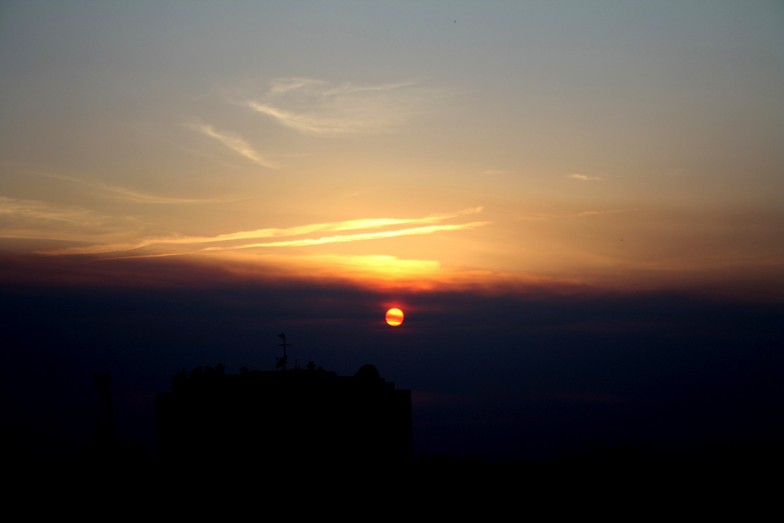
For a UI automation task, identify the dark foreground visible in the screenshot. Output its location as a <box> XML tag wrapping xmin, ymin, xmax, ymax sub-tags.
<box><xmin>6</xmin><ymin>441</ymin><xmax>780</xmax><ymax>517</ymax></box>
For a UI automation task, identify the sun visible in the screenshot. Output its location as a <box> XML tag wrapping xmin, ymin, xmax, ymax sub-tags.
<box><xmin>385</xmin><ymin>308</ymin><xmax>404</xmax><ymax>327</ymax></box>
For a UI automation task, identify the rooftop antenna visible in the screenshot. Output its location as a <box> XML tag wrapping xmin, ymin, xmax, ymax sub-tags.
<box><xmin>276</xmin><ymin>332</ymin><xmax>289</xmax><ymax>371</ymax></box>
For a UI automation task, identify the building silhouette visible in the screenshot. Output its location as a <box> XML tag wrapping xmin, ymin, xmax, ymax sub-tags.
<box><xmin>155</xmin><ymin>361</ymin><xmax>413</xmax><ymax>472</ymax></box>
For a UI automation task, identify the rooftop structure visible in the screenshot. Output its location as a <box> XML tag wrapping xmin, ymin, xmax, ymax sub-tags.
<box><xmin>156</xmin><ymin>360</ymin><xmax>413</xmax><ymax>472</ymax></box>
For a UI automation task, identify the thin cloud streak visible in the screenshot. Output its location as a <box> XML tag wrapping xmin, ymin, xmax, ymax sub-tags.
<box><xmin>217</xmin><ymin>221</ymin><xmax>491</xmax><ymax>249</ymax></box>
<box><xmin>569</xmin><ymin>173</ymin><xmax>604</xmax><ymax>182</ymax></box>
<box><xmin>193</xmin><ymin>124</ymin><xmax>278</xmax><ymax>169</ymax></box>
<box><xmin>46</xmin><ymin>207</ymin><xmax>487</xmax><ymax>255</ymax></box>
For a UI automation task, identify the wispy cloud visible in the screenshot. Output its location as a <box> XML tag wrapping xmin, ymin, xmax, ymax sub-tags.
<box><xmin>192</xmin><ymin>124</ymin><xmax>278</xmax><ymax>169</ymax></box>
<box><xmin>513</xmin><ymin>208</ymin><xmax>630</xmax><ymax>221</ymax></box>
<box><xmin>481</xmin><ymin>169</ymin><xmax>512</xmax><ymax>176</ymax></box>
<box><xmin>219</xmin><ymin>221</ymin><xmax>490</xmax><ymax>249</ymax></box>
<box><xmin>37</xmin><ymin>171</ymin><xmax>232</xmax><ymax>204</ymax></box>
<box><xmin>568</xmin><ymin>173</ymin><xmax>603</xmax><ymax>182</ymax></box>
<box><xmin>574</xmin><ymin>209</ymin><xmax>629</xmax><ymax>218</ymax></box>
<box><xmin>0</xmin><ymin>196</ymin><xmax>100</xmax><ymax>226</ymax></box>
<box><xmin>244</xmin><ymin>77</ymin><xmax>429</xmax><ymax>136</ymax></box>
<box><xmin>49</xmin><ymin>207</ymin><xmax>487</xmax><ymax>255</ymax></box>
<box><xmin>0</xmin><ymin>196</ymin><xmax>137</xmax><ymax>241</ymax></box>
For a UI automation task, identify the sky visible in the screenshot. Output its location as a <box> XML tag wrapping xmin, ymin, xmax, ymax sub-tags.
<box><xmin>1</xmin><ymin>1</ymin><xmax>783</xmax><ymax>466</ymax></box>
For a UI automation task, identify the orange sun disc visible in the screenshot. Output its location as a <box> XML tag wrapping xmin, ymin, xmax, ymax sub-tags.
<box><xmin>385</xmin><ymin>308</ymin><xmax>404</xmax><ymax>327</ymax></box>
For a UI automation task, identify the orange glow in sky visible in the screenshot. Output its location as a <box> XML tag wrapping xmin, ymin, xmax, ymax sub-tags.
<box><xmin>0</xmin><ymin>2</ymin><xmax>782</xmax><ymax>299</ymax></box>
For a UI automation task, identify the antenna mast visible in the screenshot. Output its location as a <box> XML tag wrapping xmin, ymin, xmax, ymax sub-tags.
<box><xmin>276</xmin><ymin>332</ymin><xmax>289</xmax><ymax>371</ymax></box>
